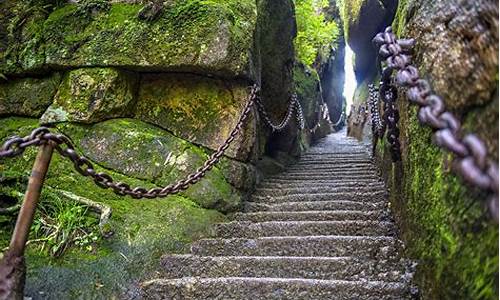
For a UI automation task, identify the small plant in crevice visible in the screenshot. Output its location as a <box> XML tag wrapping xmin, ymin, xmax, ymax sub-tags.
<box><xmin>31</xmin><ymin>190</ymin><xmax>100</xmax><ymax>257</ymax></box>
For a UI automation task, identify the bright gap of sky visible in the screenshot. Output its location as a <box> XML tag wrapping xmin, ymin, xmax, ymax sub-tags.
<box><xmin>343</xmin><ymin>45</ymin><xmax>357</xmax><ymax>115</ymax></box>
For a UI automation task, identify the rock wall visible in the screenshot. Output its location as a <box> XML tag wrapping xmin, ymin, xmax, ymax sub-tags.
<box><xmin>337</xmin><ymin>0</ymin><xmax>398</xmax><ymax>139</ymax></box>
<box><xmin>374</xmin><ymin>1</ymin><xmax>499</xmax><ymax>299</ymax></box>
<box><xmin>0</xmin><ymin>0</ymin><xmax>331</xmax><ymax>298</ymax></box>
<box><xmin>322</xmin><ymin>1</ymin><xmax>346</xmax><ymax>128</ymax></box>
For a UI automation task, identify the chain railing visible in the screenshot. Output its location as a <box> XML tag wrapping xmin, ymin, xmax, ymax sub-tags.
<box><xmin>368</xmin><ymin>83</ymin><xmax>384</xmax><ymax>137</ymax></box>
<box><xmin>373</xmin><ymin>27</ymin><xmax>499</xmax><ymax>221</ymax></box>
<box><xmin>0</xmin><ymin>85</ymin><xmax>259</xmax><ymax>199</ymax></box>
<box><xmin>0</xmin><ymin>83</ymin><xmax>315</xmax><ymax>299</ymax></box>
<box><xmin>255</xmin><ymin>93</ymin><xmax>305</xmax><ymax>132</ymax></box>
<box><xmin>378</xmin><ymin>66</ymin><xmax>402</xmax><ymax>162</ymax></box>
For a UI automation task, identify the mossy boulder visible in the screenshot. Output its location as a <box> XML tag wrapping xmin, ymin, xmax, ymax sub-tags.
<box><xmin>1</xmin><ymin>1</ymin><xmax>258</xmax><ymax>79</ymax></box>
<box><xmin>393</xmin><ymin>0</ymin><xmax>498</xmax><ymax>111</ymax></box>
<box><xmin>0</xmin><ymin>73</ymin><xmax>61</xmax><ymax>117</ymax></box>
<box><xmin>58</xmin><ymin>118</ymin><xmax>242</xmax><ymax>212</ymax></box>
<box><xmin>136</xmin><ymin>73</ymin><xmax>256</xmax><ymax>161</ymax></box>
<box><xmin>0</xmin><ymin>116</ymin><xmax>228</xmax><ymax>298</ymax></box>
<box><xmin>41</xmin><ymin>68</ymin><xmax>138</xmax><ymax>124</ymax></box>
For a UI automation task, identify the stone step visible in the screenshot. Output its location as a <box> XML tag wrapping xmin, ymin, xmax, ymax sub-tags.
<box><xmin>286</xmin><ymin>165</ymin><xmax>376</xmax><ymax>172</ymax></box>
<box><xmin>253</xmin><ymin>186</ymin><xmax>385</xmax><ymax>197</ymax></box>
<box><xmin>141</xmin><ymin>277</ymin><xmax>410</xmax><ymax>300</ymax></box>
<box><xmin>214</xmin><ymin>221</ymin><xmax>395</xmax><ymax>238</ymax></box>
<box><xmin>191</xmin><ymin>236</ymin><xmax>402</xmax><ymax>258</ymax></box>
<box><xmin>293</xmin><ymin>159</ymin><xmax>373</xmax><ymax>165</ymax></box>
<box><xmin>275</xmin><ymin>170</ymin><xmax>379</xmax><ymax>176</ymax></box>
<box><xmin>250</xmin><ymin>191</ymin><xmax>387</xmax><ymax>204</ymax></box>
<box><xmin>231</xmin><ymin>211</ymin><xmax>390</xmax><ymax>222</ymax></box>
<box><xmin>244</xmin><ymin>199</ymin><xmax>386</xmax><ymax>212</ymax></box>
<box><xmin>258</xmin><ymin>180</ymin><xmax>384</xmax><ymax>189</ymax></box>
<box><xmin>159</xmin><ymin>255</ymin><xmax>413</xmax><ymax>282</ymax></box>
<box><xmin>305</xmin><ymin>151</ymin><xmax>369</xmax><ymax>156</ymax></box>
<box><xmin>264</xmin><ymin>173</ymin><xmax>381</xmax><ymax>182</ymax></box>
<box><xmin>269</xmin><ymin>175</ymin><xmax>379</xmax><ymax>181</ymax></box>
<box><xmin>261</xmin><ymin>178</ymin><xmax>383</xmax><ymax>186</ymax></box>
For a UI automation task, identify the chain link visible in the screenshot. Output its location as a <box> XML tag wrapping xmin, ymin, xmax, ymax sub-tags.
<box><xmin>373</xmin><ymin>26</ymin><xmax>499</xmax><ymax>221</ymax></box>
<box><xmin>0</xmin><ymin>85</ymin><xmax>260</xmax><ymax>200</ymax></box>
<box><xmin>255</xmin><ymin>93</ymin><xmax>304</xmax><ymax>132</ymax></box>
<box><xmin>379</xmin><ymin>72</ymin><xmax>402</xmax><ymax>162</ymax></box>
<box><xmin>368</xmin><ymin>83</ymin><xmax>384</xmax><ymax>137</ymax></box>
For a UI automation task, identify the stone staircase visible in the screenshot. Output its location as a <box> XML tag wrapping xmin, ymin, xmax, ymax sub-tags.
<box><xmin>140</xmin><ymin>131</ymin><xmax>416</xmax><ymax>299</ymax></box>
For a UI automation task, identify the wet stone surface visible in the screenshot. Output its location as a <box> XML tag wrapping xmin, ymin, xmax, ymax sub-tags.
<box><xmin>140</xmin><ymin>130</ymin><xmax>417</xmax><ymax>299</ymax></box>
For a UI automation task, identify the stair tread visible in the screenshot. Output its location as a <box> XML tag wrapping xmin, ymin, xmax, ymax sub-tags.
<box><xmin>159</xmin><ymin>254</ymin><xmax>413</xmax><ymax>281</ymax></box>
<box><xmin>141</xmin><ymin>277</ymin><xmax>410</xmax><ymax>300</ymax></box>
<box><xmin>214</xmin><ymin>220</ymin><xmax>396</xmax><ymax>237</ymax></box>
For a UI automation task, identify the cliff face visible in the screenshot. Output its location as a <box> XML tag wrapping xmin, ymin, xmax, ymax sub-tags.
<box><xmin>369</xmin><ymin>1</ymin><xmax>499</xmax><ymax>299</ymax></box>
<box><xmin>322</xmin><ymin>1</ymin><xmax>346</xmax><ymax>128</ymax></box>
<box><xmin>0</xmin><ymin>0</ymin><xmax>332</xmax><ymax>298</ymax></box>
<box><xmin>337</xmin><ymin>0</ymin><xmax>398</xmax><ymax>140</ymax></box>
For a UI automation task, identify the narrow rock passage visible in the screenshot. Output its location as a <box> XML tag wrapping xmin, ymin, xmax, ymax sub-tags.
<box><xmin>141</xmin><ymin>130</ymin><xmax>416</xmax><ymax>299</ymax></box>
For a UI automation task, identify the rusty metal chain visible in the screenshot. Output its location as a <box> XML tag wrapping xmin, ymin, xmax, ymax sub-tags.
<box><xmin>293</xmin><ymin>94</ymin><xmax>306</xmax><ymax>131</ymax></box>
<box><xmin>255</xmin><ymin>93</ymin><xmax>304</xmax><ymax>132</ymax></box>
<box><xmin>373</xmin><ymin>27</ymin><xmax>499</xmax><ymax>221</ymax></box>
<box><xmin>368</xmin><ymin>83</ymin><xmax>384</xmax><ymax>136</ymax></box>
<box><xmin>0</xmin><ymin>85</ymin><xmax>260</xmax><ymax>200</ymax></box>
<box><xmin>379</xmin><ymin>72</ymin><xmax>402</xmax><ymax>162</ymax></box>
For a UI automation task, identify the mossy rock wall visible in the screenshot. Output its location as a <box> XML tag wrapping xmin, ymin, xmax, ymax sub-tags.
<box><xmin>337</xmin><ymin>0</ymin><xmax>398</xmax><ymax>82</ymax></box>
<box><xmin>0</xmin><ymin>117</ymin><xmax>227</xmax><ymax>298</ymax></box>
<box><xmin>0</xmin><ymin>73</ymin><xmax>62</xmax><ymax>117</ymax></box>
<box><xmin>0</xmin><ymin>0</ymin><xmax>258</xmax><ymax>78</ymax></box>
<box><xmin>373</xmin><ymin>1</ymin><xmax>499</xmax><ymax>299</ymax></box>
<box><xmin>136</xmin><ymin>73</ymin><xmax>257</xmax><ymax>161</ymax></box>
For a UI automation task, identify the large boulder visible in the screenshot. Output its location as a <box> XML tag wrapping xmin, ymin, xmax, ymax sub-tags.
<box><xmin>256</xmin><ymin>0</ymin><xmax>299</xmax><ymax>157</ymax></box>
<box><xmin>0</xmin><ymin>0</ymin><xmax>258</xmax><ymax>79</ymax></box>
<box><xmin>41</xmin><ymin>68</ymin><xmax>138</xmax><ymax>124</ymax></box>
<box><xmin>60</xmin><ymin>118</ymin><xmax>242</xmax><ymax>212</ymax></box>
<box><xmin>0</xmin><ymin>73</ymin><xmax>61</xmax><ymax>117</ymax></box>
<box><xmin>135</xmin><ymin>73</ymin><xmax>257</xmax><ymax>161</ymax></box>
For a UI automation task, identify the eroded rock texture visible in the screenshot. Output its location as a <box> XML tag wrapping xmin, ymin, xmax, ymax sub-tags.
<box><xmin>374</xmin><ymin>1</ymin><xmax>499</xmax><ymax>299</ymax></box>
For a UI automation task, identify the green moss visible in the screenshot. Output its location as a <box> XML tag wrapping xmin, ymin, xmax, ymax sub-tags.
<box><xmin>136</xmin><ymin>73</ymin><xmax>252</xmax><ymax>160</ymax></box>
<box><xmin>376</xmin><ymin>102</ymin><xmax>499</xmax><ymax>299</ymax></box>
<box><xmin>0</xmin><ymin>117</ymin><xmax>227</xmax><ymax>298</ymax></box>
<box><xmin>2</xmin><ymin>0</ymin><xmax>257</xmax><ymax>77</ymax></box>
<box><xmin>391</xmin><ymin>0</ymin><xmax>411</xmax><ymax>37</ymax></box>
<box><xmin>41</xmin><ymin>68</ymin><xmax>138</xmax><ymax>124</ymax></box>
<box><xmin>335</xmin><ymin>0</ymin><xmax>366</xmax><ymax>40</ymax></box>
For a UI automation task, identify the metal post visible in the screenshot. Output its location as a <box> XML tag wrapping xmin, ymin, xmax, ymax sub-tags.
<box><xmin>0</xmin><ymin>142</ymin><xmax>54</xmax><ymax>300</ymax></box>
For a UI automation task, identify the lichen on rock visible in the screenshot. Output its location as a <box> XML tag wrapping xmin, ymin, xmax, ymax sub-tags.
<box><xmin>136</xmin><ymin>73</ymin><xmax>256</xmax><ymax>161</ymax></box>
<box><xmin>2</xmin><ymin>0</ymin><xmax>258</xmax><ymax>78</ymax></box>
<box><xmin>371</xmin><ymin>1</ymin><xmax>499</xmax><ymax>299</ymax></box>
<box><xmin>0</xmin><ymin>73</ymin><xmax>61</xmax><ymax>117</ymax></box>
<box><xmin>41</xmin><ymin>68</ymin><xmax>138</xmax><ymax>124</ymax></box>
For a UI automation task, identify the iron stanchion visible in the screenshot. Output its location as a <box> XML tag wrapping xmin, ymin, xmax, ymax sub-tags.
<box><xmin>0</xmin><ymin>142</ymin><xmax>55</xmax><ymax>300</ymax></box>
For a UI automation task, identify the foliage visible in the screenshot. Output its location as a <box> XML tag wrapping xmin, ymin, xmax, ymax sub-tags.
<box><xmin>294</xmin><ymin>0</ymin><xmax>339</xmax><ymax>66</ymax></box>
<box><xmin>32</xmin><ymin>190</ymin><xmax>100</xmax><ymax>257</ymax></box>
<box><xmin>335</xmin><ymin>0</ymin><xmax>364</xmax><ymax>40</ymax></box>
